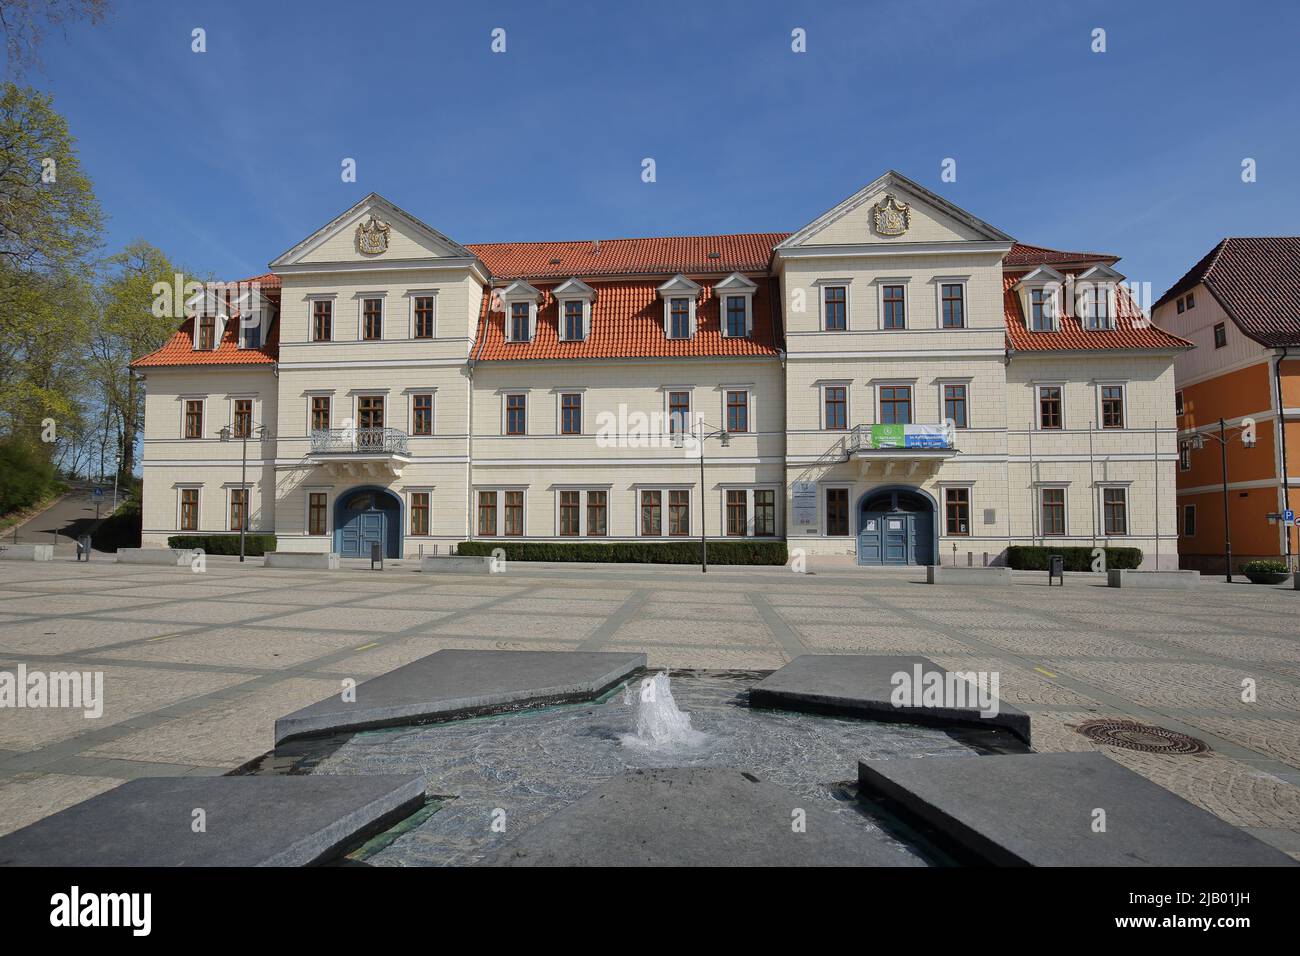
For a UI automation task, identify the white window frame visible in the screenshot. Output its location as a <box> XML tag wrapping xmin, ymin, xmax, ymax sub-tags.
<box><xmin>657</xmin><ymin>274</ymin><xmax>701</xmax><ymax>339</ymax></box>
<box><xmin>720</xmin><ymin>384</ymin><xmax>755</xmax><ymax>434</ymax></box>
<box><xmin>175</xmin><ymin>484</ymin><xmax>203</xmax><ymax>532</ymax></box>
<box><xmin>351</xmin><ymin>389</ymin><xmax>390</xmax><ymax>430</ymax></box>
<box><xmin>661</xmin><ymin>386</ymin><xmax>695</xmax><ymax>435</ymax></box>
<box><xmin>406</xmin><ymin>289</ymin><xmax>439</xmax><ymax>339</ymax></box>
<box><xmin>633</xmin><ymin>485</ymin><xmax>693</xmax><ymax>538</ymax></box>
<box><xmin>875</xmin><ymin>277</ymin><xmax>910</xmax><ymax>330</ymax></box>
<box><xmin>180</xmin><ymin>395</ymin><xmax>207</xmax><ymax>439</ymax></box>
<box><xmin>552</xmin><ymin>485</ymin><xmax>614</xmax><ymax>537</ymax></box>
<box><xmin>814</xmin><ymin>278</ymin><xmax>852</xmax><ymax>331</ymax></box>
<box><xmin>933</xmin><ymin>276</ymin><xmax>970</xmax><ymax>329</ymax></box>
<box><xmin>501</xmin><ymin>389</ymin><xmax>529</xmax><ymax>436</ymax></box>
<box><xmin>226</xmin><ymin>393</ymin><xmax>258</xmax><ymax>434</ymax></box>
<box><xmin>874</xmin><ymin>380</ymin><xmax>916</xmax><ymax>425</ymax></box>
<box><xmin>1098</xmin><ymin>483</ymin><xmax>1131</xmax><ymax>537</ymax></box>
<box><xmin>305</xmin><ymin>390</ymin><xmax>334</xmax><ymax>434</ymax></box>
<box><xmin>499</xmin><ymin>280</ymin><xmax>542</xmax><ymax>343</ymax></box>
<box><xmin>1096</xmin><ymin>381</ymin><xmax>1128</xmax><ymax>430</ymax></box>
<box><xmin>474</xmin><ymin>486</ymin><xmax>529</xmax><ymax>538</ymax></box>
<box><xmin>306</xmin><ymin>293</ymin><xmax>337</xmax><ymax>343</ymax></box>
<box><xmin>404</xmin><ymin>486</ymin><xmax>435</xmax><ymax>537</ymax></box>
<box><xmin>715</xmin><ymin>273</ymin><xmax>758</xmax><ymax>338</ymax></box>
<box><xmin>1015</xmin><ymin>266</ymin><xmax>1065</xmax><ymax>332</ymax></box>
<box><xmin>817</xmin><ymin>380</ymin><xmax>852</xmax><ymax>431</ymax></box>
<box><xmin>304</xmin><ymin>487</ymin><xmax>331</xmax><ymax>536</ymax></box>
<box><xmin>938</xmin><ymin>482</ymin><xmax>976</xmax><ymax>537</ymax></box>
<box><xmin>224</xmin><ymin>483</ymin><xmax>253</xmax><ymax>533</ymax></box>
<box><xmin>554</xmin><ymin>388</ymin><xmax>585</xmax><ymax>436</ymax></box>
<box><xmin>718</xmin><ymin>484</ymin><xmax>781</xmax><ymax>537</ymax></box>
<box><xmin>1035</xmin><ymin>382</ymin><xmax>1067</xmax><ymax>430</ymax></box>
<box><xmin>554</xmin><ymin>277</ymin><xmax>595</xmax><ymax>341</ymax></box>
<box><xmin>1038</xmin><ymin>484</ymin><xmax>1069</xmax><ymax>537</ymax></box>
<box><xmin>356</xmin><ymin>292</ymin><xmax>387</xmax><ymax>341</ymax></box>
<box><xmin>406</xmin><ymin>388</ymin><xmax>437</xmax><ymax>437</ymax></box>
<box><xmin>937</xmin><ymin>378</ymin><xmax>972</xmax><ymax>429</ymax></box>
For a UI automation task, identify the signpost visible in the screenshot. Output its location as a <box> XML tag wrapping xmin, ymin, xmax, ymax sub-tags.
<box><xmin>93</xmin><ymin>486</ymin><xmax>104</xmax><ymax>521</ymax></box>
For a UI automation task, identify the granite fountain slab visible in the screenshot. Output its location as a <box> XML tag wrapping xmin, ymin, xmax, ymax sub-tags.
<box><xmin>483</xmin><ymin>768</ymin><xmax>922</xmax><ymax>867</ymax></box>
<box><xmin>858</xmin><ymin>751</ymin><xmax>1299</xmax><ymax>867</ymax></box>
<box><xmin>275</xmin><ymin>649</ymin><xmax>646</xmax><ymax>744</ymax></box>
<box><xmin>749</xmin><ymin>654</ymin><xmax>1030</xmax><ymax>745</ymax></box>
<box><xmin>0</xmin><ymin>774</ymin><xmax>425</xmax><ymax>867</ymax></box>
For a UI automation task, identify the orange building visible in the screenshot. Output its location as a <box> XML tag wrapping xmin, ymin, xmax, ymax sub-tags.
<box><xmin>1152</xmin><ymin>238</ymin><xmax>1300</xmax><ymax>573</ymax></box>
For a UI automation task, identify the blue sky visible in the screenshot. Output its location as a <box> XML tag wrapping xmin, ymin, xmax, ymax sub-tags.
<box><xmin>23</xmin><ymin>0</ymin><xmax>1300</xmax><ymax>296</ymax></box>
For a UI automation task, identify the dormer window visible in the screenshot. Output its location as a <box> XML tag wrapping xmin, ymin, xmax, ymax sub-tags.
<box><xmin>197</xmin><ymin>315</ymin><xmax>216</xmax><ymax>350</ymax></box>
<box><xmin>1030</xmin><ymin>289</ymin><xmax>1055</xmax><ymax>331</ymax></box>
<box><xmin>1014</xmin><ymin>266</ymin><xmax>1064</xmax><ymax>333</ymax></box>
<box><xmin>714</xmin><ymin>272</ymin><xmax>757</xmax><ymax>337</ymax></box>
<box><xmin>241</xmin><ymin>317</ymin><xmax>261</xmax><ymax>350</ymax></box>
<box><xmin>500</xmin><ymin>280</ymin><xmax>542</xmax><ymax>343</ymax></box>
<box><xmin>1075</xmin><ymin>265</ymin><xmax>1124</xmax><ymax>331</ymax></box>
<box><xmin>553</xmin><ymin>277</ymin><xmax>595</xmax><ymax>341</ymax></box>
<box><xmin>656</xmin><ymin>274</ymin><xmax>701</xmax><ymax>339</ymax></box>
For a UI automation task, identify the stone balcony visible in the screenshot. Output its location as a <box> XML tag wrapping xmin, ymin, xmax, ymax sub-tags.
<box><xmin>306</xmin><ymin>427</ymin><xmax>411</xmax><ymax>478</ymax></box>
<box><xmin>844</xmin><ymin>423</ymin><xmax>958</xmax><ymax>477</ymax></box>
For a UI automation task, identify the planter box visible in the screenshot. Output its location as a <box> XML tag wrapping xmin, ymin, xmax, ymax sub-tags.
<box><xmin>115</xmin><ymin>547</ymin><xmax>196</xmax><ymax>567</ymax></box>
<box><xmin>1245</xmin><ymin>572</ymin><xmax>1289</xmax><ymax>585</ymax></box>
<box><xmin>926</xmin><ymin>565</ymin><xmax>1012</xmax><ymax>585</ymax></box>
<box><xmin>1107</xmin><ymin>569</ymin><xmax>1199</xmax><ymax>589</ymax></box>
<box><xmin>0</xmin><ymin>544</ymin><xmax>54</xmax><ymax>561</ymax></box>
<box><xmin>421</xmin><ymin>555</ymin><xmax>501</xmax><ymax>574</ymax></box>
<box><xmin>264</xmin><ymin>552</ymin><xmax>339</xmax><ymax>570</ymax></box>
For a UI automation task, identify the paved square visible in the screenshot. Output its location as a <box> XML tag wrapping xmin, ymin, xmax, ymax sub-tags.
<box><xmin>1</xmin><ymin>558</ymin><xmax>1298</xmax><ymax>860</ymax></box>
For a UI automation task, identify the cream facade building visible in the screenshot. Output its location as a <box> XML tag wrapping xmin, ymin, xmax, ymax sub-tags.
<box><xmin>134</xmin><ymin>171</ymin><xmax>1190</xmax><ymax>567</ymax></box>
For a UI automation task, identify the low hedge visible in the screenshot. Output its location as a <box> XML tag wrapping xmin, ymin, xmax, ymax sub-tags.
<box><xmin>167</xmin><ymin>534</ymin><xmax>277</xmax><ymax>556</ymax></box>
<box><xmin>1242</xmin><ymin>559</ymin><xmax>1288</xmax><ymax>574</ymax></box>
<box><xmin>455</xmin><ymin>539</ymin><xmax>788</xmax><ymax>565</ymax></box>
<box><xmin>1006</xmin><ymin>545</ymin><xmax>1142</xmax><ymax>572</ymax></box>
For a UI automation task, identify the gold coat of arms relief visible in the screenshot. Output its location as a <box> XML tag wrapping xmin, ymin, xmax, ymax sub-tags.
<box><xmin>356</xmin><ymin>215</ymin><xmax>391</xmax><ymax>255</ymax></box>
<box><xmin>872</xmin><ymin>195</ymin><xmax>911</xmax><ymax>237</ymax></box>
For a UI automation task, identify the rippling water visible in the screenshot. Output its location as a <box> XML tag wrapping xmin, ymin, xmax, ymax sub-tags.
<box><xmin>303</xmin><ymin>671</ymin><xmax>979</xmax><ymax>866</ymax></box>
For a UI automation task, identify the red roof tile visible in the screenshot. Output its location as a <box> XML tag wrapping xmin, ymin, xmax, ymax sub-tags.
<box><xmin>132</xmin><ymin>274</ymin><xmax>281</xmax><ymax>368</ymax></box>
<box><xmin>467</xmin><ymin>233</ymin><xmax>788</xmax><ymax>280</ymax></box>
<box><xmin>1153</xmin><ymin>237</ymin><xmax>1300</xmax><ymax>347</ymax></box>
<box><xmin>473</xmin><ymin>278</ymin><xmax>782</xmax><ymax>362</ymax></box>
<box><xmin>1003</xmin><ymin>242</ymin><xmax>1119</xmax><ymax>268</ymax></box>
<box><xmin>1003</xmin><ymin>272</ymin><xmax>1191</xmax><ymax>353</ymax></box>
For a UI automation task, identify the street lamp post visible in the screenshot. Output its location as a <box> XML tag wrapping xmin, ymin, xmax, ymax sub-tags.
<box><xmin>219</xmin><ymin>421</ymin><xmax>270</xmax><ymax>563</ymax></box>
<box><xmin>673</xmin><ymin>421</ymin><xmax>730</xmax><ymax>573</ymax></box>
<box><xmin>1185</xmin><ymin>417</ymin><xmax>1255</xmax><ymax>583</ymax></box>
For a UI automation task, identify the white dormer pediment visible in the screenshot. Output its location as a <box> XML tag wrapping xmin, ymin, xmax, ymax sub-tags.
<box><xmin>1014</xmin><ymin>266</ymin><xmax>1065</xmax><ymax>332</ymax></box>
<box><xmin>553</xmin><ymin>277</ymin><xmax>596</xmax><ymax>300</ymax></box>
<box><xmin>1073</xmin><ymin>264</ymin><xmax>1124</xmax><ymax>329</ymax></box>
<box><xmin>554</xmin><ymin>277</ymin><xmax>595</xmax><ymax>341</ymax></box>
<box><xmin>1014</xmin><ymin>265</ymin><xmax>1066</xmax><ymax>289</ymax></box>
<box><xmin>714</xmin><ymin>273</ymin><xmax>758</xmax><ymax>337</ymax></box>
<box><xmin>656</xmin><ymin>274</ymin><xmax>702</xmax><ymax>297</ymax></box>
<box><xmin>657</xmin><ymin>275</ymin><xmax>701</xmax><ymax>339</ymax></box>
<box><xmin>498</xmin><ymin>280</ymin><xmax>542</xmax><ymax>343</ymax></box>
<box><xmin>500</xmin><ymin>279</ymin><xmax>542</xmax><ymax>301</ymax></box>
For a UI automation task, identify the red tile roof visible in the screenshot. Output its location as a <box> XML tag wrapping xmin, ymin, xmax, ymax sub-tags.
<box><xmin>1003</xmin><ymin>272</ymin><xmax>1191</xmax><ymax>354</ymax></box>
<box><xmin>1153</xmin><ymin>237</ymin><xmax>1300</xmax><ymax>347</ymax></box>
<box><xmin>132</xmin><ymin>274</ymin><xmax>281</xmax><ymax>368</ymax></box>
<box><xmin>467</xmin><ymin>233</ymin><xmax>788</xmax><ymax>280</ymax></box>
<box><xmin>473</xmin><ymin>277</ymin><xmax>782</xmax><ymax>362</ymax></box>
<box><xmin>1003</xmin><ymin>242</ymin><xmax>1118</xmax><ymax>268</ymax></box>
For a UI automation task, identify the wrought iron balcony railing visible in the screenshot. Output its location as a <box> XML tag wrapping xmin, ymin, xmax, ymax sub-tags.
<box><xmin>309</xmin><ymin>427</ymin><xmax>409</xmax><ymax>456</ymax></box>
<box><xmin>845</xmin><ymin>423</ymin><xmax>954</xmax><ymax>454</ymax></box>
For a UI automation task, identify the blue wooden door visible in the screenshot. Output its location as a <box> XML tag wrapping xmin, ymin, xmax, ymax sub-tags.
<box><xmin>340</xmin><ymin>509</ymin><xmax>385</xmax><ymax>557</ymax></box>
<box><xmin>883</xmin><ymin>515</ymin><xmax>910</xmax><ymax>564</ymax></box>
<box><xmin>858</xmin><ymin>514</ymin><xmax>883</xmax><ymax>564</ymax></box>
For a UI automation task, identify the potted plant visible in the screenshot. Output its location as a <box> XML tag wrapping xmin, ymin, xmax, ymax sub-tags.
<box><xmin>1242</xmin><ymin>559</ymin><xmax>1290</xmax><ymax>585</ymax></box>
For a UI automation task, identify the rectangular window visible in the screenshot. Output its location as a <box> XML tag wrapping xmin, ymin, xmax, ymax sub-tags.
<box><xmin>668</xmin><ymin>391</ymin><xmax>690</xmax><ymax>434</ymax></box>
<box><xmin>312</xmin><ymin>300</ymin><xmax>332</xmax><ymax>342</ymax></box>
<box><xmin>587</xmin><ymin>490</ymin><xmax>607</xmax><ymax>537</ymax></box>
<box><xmin>510</xmin><ymin>302</ymin><xmax>530</xmax><ymax>342</ymax></box>
<box><xmin>824</xmin><ymin>386</ymin><xmax>847</xmax><ymax>430</ymax></box>
<box><xmin>559</xmin><ymin>490</ymin><xmax>580</xmax><ymax>536</ymax></box>
<box><xmin>560</xmin><ymin>393</ymin><xmax>582</xmax><ymax>435</ymax></box>
<box><xmin>726</xmin><ymin>490</ymin><xmax>747</xmax><ymax>536</ymax></box>
<box><xmin>941</xmin><ymin>283</ymin><xmax>964</xmax><ymax>328</ymax></box>
<box><xmin>882</xmin><ymin>285</ymin><xmax>906</xmax><ymax>329</ymax></box>
<box><xmin>670</xmin><ymin>298</ymin><xmax>690</xmax><ymax>339</ymax></box>
<box><xmin>725</xmin><ymin>296</ymin><xmax>747</xmax><ymax>337</ymax></box>
<box><xmin>1038</xmin><ymin>386</ymin><xmax>1063</xmax><ymax>430</ymax></box>
<box><xmin>640</xmin><ymin>490</ymin><xmax>662</xmax><ymax>536</ymax></box>
<box><xmin>879</xmin><ymin>385</ymin><xmax>912</xmax><ymax>425</ymax></box>
<box><xmin>310</xmin><ymin>396</ymin><xmax>330</xmax><ymax>432</ymax></box>
<box><xmin>503</xmin><ymin>491</ymin><xmax>524</xmax><ymax>536</ymax></box>
<box><xmin>1030</xmin><ymin>288</ymin><xmax>1055</xmax><ymax>331</ymax></box>
<box><xmin>1101</xmin><ymin>385</ymin><xmax>1125</xmax><ymax>429</ymax></box>
<box><xmin>412</xmin><ymin>393</ymin><xmax>433</xmax><ymax>436</ymax></box>
<box><xmin>1084</xmin><ymin>285</ymin><xmax>1110</xmax><ymax>329</ymax></box>
<box><xmin>1213</xmin><ymin>322</ymin><xmax>1227</xmax><ymax>348</ymax></box>
<box><xmin>826</xmin><ymin>488</ymin><xmax>849</xmax><ymax>536</ymax></box>
<box><xmin>1183</xmin><ymin>504</ymin><xmax>1196</xmax><ymax>537</ymax></box>
<box><xmin>563</xmin><ymin>300</ymin><xmax>583</xmax><ymax>340</ymax></box>
<box><xmin>1179</xmin><ymin>442</ymin><xmax>1191</xmax><ymax>471</ymax></box>
<box><xmin>668</xmin><ymin>489</ymin><xmax>690</xmax><ymax>536</ymax></box>
<box><xmin>1174</xmin><ymin>390</ymin><xmax>1184</xmax><ymax>416</ymax></box>
<box><xmin>179</xmin><ymin>488</ymin><xmax>199</xmax><ymax>531</ymax></box>
<box><xmin>410</xmin><ymin>492</ymin><xmax>430</xmax><ymax>535</ymax></box>
<box><xmin>358</xmin><ymin>395</ymin><xmax>384</xmax><ymax>429</ymax></box>
<box><xmin>229</xmin><ymin>488</ymin><xmax>249</xmax><ymax>532</ymax></box>
<box><xmin>505</xmin><ymin>394</ymin><xmax>526</xmax><ymax>435</ymax></box>
<box><xmin>1103</xmin><ymin>487</ymin><xmax>1128</xmax><ymax>536</ymax></box>
<box><xmin>824</xmin><ymin>286</ymin><xmax>847</xmax><ymax>331</ymax></box>
<box><xmin>943</xmin><ymin>384</ymin><xmax>968</xmax><ymax>428</ymax></box>
<box><xmin>1176</xmin><ymin>297</ymin><xmax>1185</xmax><ymax>314</ymax></box>
<box><xmin>1186</xmin><ymin>292</ymin><xmax>1195</xmax><ymax>309</ymax></box>
<box><xmin>243</xmin><ymin>322</ymin><xmax>261</xmax><ymax>350</ymax></box>
<box><xmin>413</xmin><ymin>296</ymin><xmax>435</xmax><ymax>338</ymax></box>
<box><xmin>1040</xmin><ymin>488</ymin><xmax>1066</xmax><ymax>536</ymax></box>
<box><xmin>754</xmin><ymin>489</ymin><xmax>776</xmax><ymax>536</ymax></box>
<box><xmin>184</xmin><ymin>400</ymin><xmax>203</xmax><ymax>439</ymax></box>
<box><xmin>945</xmin><ymin>488</ymin><xmax>970</xmax><ymax>536</ymax></box>
<box><xmin>308</xmin><ymin>492</ymin><xmax>327</xmax><ymax>536</ymax></box>
<box><xmin>477</xmin><ymin>491</ymin><xmax>497</xmax><ymax>536</ymax></box>
<box><xmin>726</xmin><ymin>390</ymin><xmax>749</xmax><ymax>433</ymax></box>
<box><xmin>362</xmin><ymin>298</ymin><xmax>383</xmax><ymax>340</ymax></box>
<box><xmin>233</xmin><ymin>399</ymin><xmax>252</xmax><ymax>438</ymax></box>
<box><xmin>197</xmin><ymin>316</ymin><xmax>216</xmax><ymax>350</ymax></box>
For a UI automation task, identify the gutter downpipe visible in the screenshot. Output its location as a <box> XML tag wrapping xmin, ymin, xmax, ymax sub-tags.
<box><xmin>1275</xmin><ymin>347</ymin><xmax>1293</xmax><ymax>570</ymax></box>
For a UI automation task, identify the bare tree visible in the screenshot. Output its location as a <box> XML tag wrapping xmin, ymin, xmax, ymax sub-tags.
<box><xmin>0</xmin><ymin>0</ymin><xmax>111</xmax><ymax>78</ymax></box>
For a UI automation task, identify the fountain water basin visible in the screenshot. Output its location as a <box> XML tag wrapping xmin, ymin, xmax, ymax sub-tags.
<box><xmin>620</xmin><ymin>672</ymin><xmax>709</xmax><ymax>752</ymax></box>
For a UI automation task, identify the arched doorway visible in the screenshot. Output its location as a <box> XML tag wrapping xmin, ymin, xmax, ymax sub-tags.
<box><xmin>857</xmin><ymin>486</ymin><xmax>937</xmax><ymax>566</ymax></box>
<box><xmin>333</xmin><ymin>486</ymin><xmax>402</xmax><ymax>558</ymax></box>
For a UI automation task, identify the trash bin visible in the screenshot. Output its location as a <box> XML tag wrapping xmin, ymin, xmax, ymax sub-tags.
<box><xmin>1048</xmin><ymin>554</ymin><xmax>1064</xmax><ymax>586</ymax></box>
<box><xmin>76</xmin><ymin>535</ymin><xmax>92</xmax><ymax>562</ymax></box>
<box><xmin>370</xmin><ymin>540</ymin><xmax>383</xmax><ymax>570</ymax></box>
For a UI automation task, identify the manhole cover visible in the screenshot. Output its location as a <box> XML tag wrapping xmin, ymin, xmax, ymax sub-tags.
<box><xmin>1073</xmin><ymin>719</ymin><xmax>1210</xmax><ymax>755</ymax></box>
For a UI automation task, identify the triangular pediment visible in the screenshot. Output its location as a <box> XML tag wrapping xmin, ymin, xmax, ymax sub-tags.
<box><xmin>713</xmin><ymin>272</ymin><xmax>759</xmax><ymax>293</ymax></box>
<box><xmin>776</xmin><ymin>170</ymin><xmax>1014</xmax><ymax>250</ymax></box>
<box><xmin>270</xmin><ymin>193</ymin><xmax>481</xmax><ymax>270</ymax></box>
<box><xmin>657</xmin><ymin>274</ymin><xmax>702</xmax><ymax>296</ymax></box>
<box><xmin>553</xmin><ymin>277</ymin><xmax>596</xmax><ymax>299</ymax></box>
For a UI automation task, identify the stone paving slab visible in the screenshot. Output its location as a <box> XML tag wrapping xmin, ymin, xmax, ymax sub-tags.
<box><xmin>749</xmin><ymin>654</ymin><xmax>1030</xmax><ymax>745</ymax></box>
<box><xmin>484</xmin><ymin>768</ymin><xmax>921</xmax><ymax>867</ymax></box>
<box><xmin>0</xmin><ymin>774</ymin><xmax>425</xmax><ymax>866</ymax></box>
<box><xmin>274</xmin><ymin>649</ymin><xmax>645</xmax><ymax>744</ymax></box>
<box><xmin>858</xmin><ymin>751</ymin><xmax>1299</xmax><ymax>867</ymax></box>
